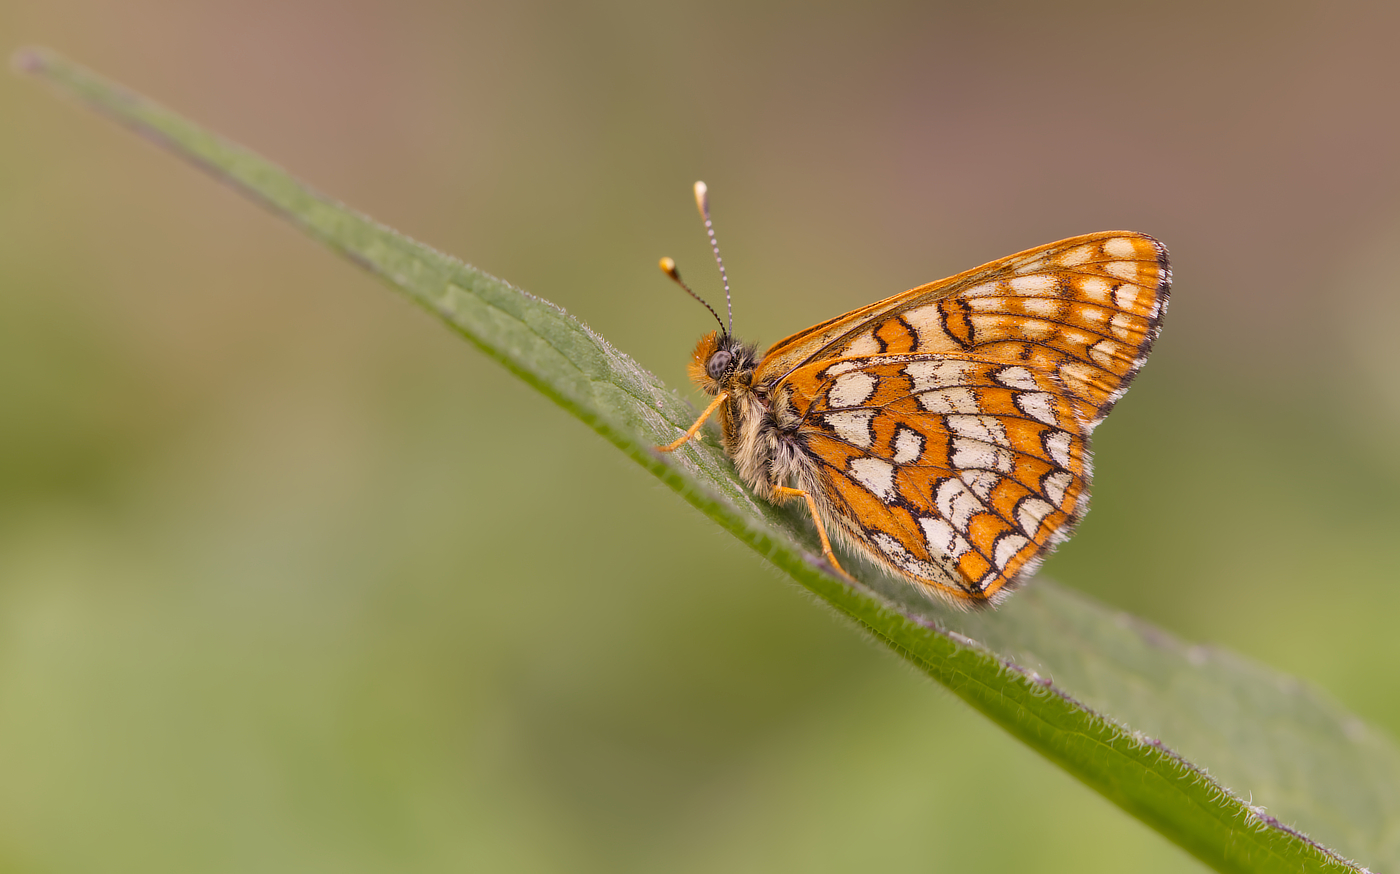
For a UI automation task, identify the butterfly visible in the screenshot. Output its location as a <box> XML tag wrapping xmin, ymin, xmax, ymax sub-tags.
<box><xmin>657</xmin><ymin>182</ymin><xmax>1169</xmax><ymax>608</ymax></box>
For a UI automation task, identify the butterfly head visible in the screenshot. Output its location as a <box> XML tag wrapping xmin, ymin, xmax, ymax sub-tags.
<box><xmin>688</xmin><ymin>331</ymin><xmax>758</xmax><ymax>396</ymax></box>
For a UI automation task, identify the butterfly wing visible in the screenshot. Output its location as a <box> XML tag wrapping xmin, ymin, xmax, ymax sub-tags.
<box><xmin>756</xmin><ymin>232</ymin><xmax>1170</xmax><ymax>430</ymax></box>
<box><xmin>783</xmin><ymin>354</ymin><xmax>1091</xmax><ymax>604</ymax></box>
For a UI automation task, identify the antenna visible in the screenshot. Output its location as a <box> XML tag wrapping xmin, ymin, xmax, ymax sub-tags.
<box><xmin>658</xmin><ymin>257</ymin><xmax>725</xmax><ymax>335</ymax></box>
<box><xmin>692</xmin><ymin>181</ymin><xmax>734</xmax><ymax>336</ymax></box>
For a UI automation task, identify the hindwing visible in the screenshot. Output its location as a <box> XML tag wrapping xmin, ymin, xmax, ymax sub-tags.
<box><xmin>786</xmin><ymin>354</ymin><xmax>1090</xmax><ymax>603</ymax></box>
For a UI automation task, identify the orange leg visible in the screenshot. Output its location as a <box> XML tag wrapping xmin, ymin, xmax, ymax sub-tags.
<box><xmin>656</xmin><ymin>392</ymin><xmax>728</xmax><ymax>452</ymax></box>
<box><xmin>775</xmin><ymin>485</ymin><xmax>855</xmax><ymax>583</ymax></box>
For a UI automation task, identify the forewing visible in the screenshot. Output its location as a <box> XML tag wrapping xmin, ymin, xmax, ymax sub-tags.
<box><xmin>785</xmin><ymin>354</ymin><xmax>1091</xmax><ymax>604</ymax></box>
<box><xmin>756</xmin><ymin>232</ymin><xmax>1169</xmax><ymax>430</ymax></box>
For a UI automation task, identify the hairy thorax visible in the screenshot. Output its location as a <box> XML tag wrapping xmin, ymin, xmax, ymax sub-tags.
<box><xmin>720</xmin><ymin>375</ymin><xmax>814</xmax><ymax>503</ymax></box>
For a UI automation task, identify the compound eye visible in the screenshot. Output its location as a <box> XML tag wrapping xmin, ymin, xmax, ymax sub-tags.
<box><xmin>706</xmin><ymin>349</ymin><xmax>733</xmax><ymax>380</ymax></box>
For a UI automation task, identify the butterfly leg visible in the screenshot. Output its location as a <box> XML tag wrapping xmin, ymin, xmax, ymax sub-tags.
<box><xmin>656</xmin><ymin>392</ymin><xmax>729</xmax><ymax>452</ymax></box>
<box><xmin>774</xmin><ymin>485</ymin><xmax>855</xmax><ymax>583</ymax></box>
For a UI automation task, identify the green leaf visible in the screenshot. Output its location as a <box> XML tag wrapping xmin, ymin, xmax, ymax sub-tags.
<box><xmin>17</xmin><ymin>47</ymin><xmax>1400</xmax><ymax>874</ymax></box>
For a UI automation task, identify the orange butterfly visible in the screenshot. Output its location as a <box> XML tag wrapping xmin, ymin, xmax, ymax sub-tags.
<box><xmin>658</xmin><ymin>182</ymin><xmax>1170</xmax><ymax>608</ymax></box>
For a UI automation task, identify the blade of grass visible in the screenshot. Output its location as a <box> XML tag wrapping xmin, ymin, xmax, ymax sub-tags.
<box><xmin>17</xmin><ymin>47</ymin><xmax>1398</xmax><ymax>874</ymax></box>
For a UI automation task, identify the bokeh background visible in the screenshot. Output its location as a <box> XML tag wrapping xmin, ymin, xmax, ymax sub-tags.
<box><xmin>3</xmin><ymin>1</ymin><xmax>1400</xmax><ymax>871</ymax></box>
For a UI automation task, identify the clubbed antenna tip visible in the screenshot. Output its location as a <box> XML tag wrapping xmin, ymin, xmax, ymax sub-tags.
<box><xmin>659</xmin><ymin>256</ymin><xmax>725</xmax><ymax>335</ymax></box>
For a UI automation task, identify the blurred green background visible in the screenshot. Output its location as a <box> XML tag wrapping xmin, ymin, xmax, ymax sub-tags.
<box><xmin>3</xmin><ymin>1</ymin><xmax>1400</xmax><ymax>871</ymax></box>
